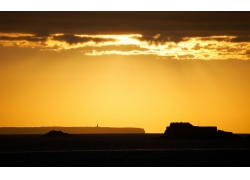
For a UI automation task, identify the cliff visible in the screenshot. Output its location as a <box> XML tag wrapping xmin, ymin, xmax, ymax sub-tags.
<box><xmin>161</xmin><ymin>122</ymin><xmax>240</xmax><ymax>139</ymax></box>
<box><xmin>0</xmin><ymin>127</ymin><xmax>145</xmax><ymax>134</ymax></box>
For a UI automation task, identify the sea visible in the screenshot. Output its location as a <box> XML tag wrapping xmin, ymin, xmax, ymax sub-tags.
<box><xmin>0</xmin><ymin>134</ymin><xmax>250</xmax><ymax>167</ymax></box>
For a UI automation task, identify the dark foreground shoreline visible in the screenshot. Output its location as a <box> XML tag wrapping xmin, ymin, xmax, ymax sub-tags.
<box><xmin>1</xmin><ymin>134</ymin><xmax>250</xmax><ymax>167</ymax></box>
<box><xmin>2</xmin><ymin>149</ymin><xmax>250</xmax><ymax>167</ymax></box>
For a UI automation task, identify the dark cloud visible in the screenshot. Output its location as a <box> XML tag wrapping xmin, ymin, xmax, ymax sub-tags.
<box><xmin>0</xmin><ymin>33</ymin><xmax>116</xmax><ymax>44</ymax></box>
<box><xmin>204</xmin><ymin>44</ymin><xmax>218</xmax><ymax>50</ymax></box>
<box><xmin>35</xmin><ymin>31</ymin><xmax>51</xmax><ymax>37</ymax></box>
<box><xmin>0</xmin><ymin>12</ymin><xmax>249</xmax><ymax>39</ymax></box>
<box><xmin>200</xmin><ymin>37</ymin><xmax>231</xmax><ymax>41</ymax></box>
<box><xmin>227</xmin><ymin>48</ymin><xmax>239</xmax><ymax>53</ymax></box>
<box><xmin>192</xmin><ymin>43</ymin><xmax>202</xmax><ymax>50</ymax></box>
<box><xmin>81</xmin><ymin>45</ymin><xmax>148</xmax><ymax>52</ymax></box>
<box><xmin>231</xmin><ymin>36</ymin><xmax>250</xmax><ymax>42</ymax></box>
<box><xmin>137</xmin><ymin>35</ymin><xmax>184</xmax><ymax>44</ymax></box>
<box><xmin>52</xmin><ymin>34</ymin><xmax>115</xmax><ymax>44</ymax></box>
<box><xmin>246</xmin><ymin>50</ymin><xmax>250</xmax><ymax>55</ymax></box>
<box><xmin>0</xmin><ymin>35</ymin><xmax>47</xmax><ymax>42</ymax></box>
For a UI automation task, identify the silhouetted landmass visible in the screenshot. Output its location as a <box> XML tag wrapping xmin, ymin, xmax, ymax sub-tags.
<box><xmin>43</xmin><ymin>130</ymin><xmax>72</xmax><ymax>137</ymax></box>
<box><xmin>0</xmin><ymin>127</ymin><xmax>145</xmax><ymax>134</ymax></box>
<box><xmin>161</xmin><ymin>122</ymin><xmax>241</xmax><ymax>139</ymax></box>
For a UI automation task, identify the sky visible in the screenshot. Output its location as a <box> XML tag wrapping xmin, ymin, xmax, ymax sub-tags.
<box><xmin>1</xmin><ymin>12</ymin><xmax>250</xmax><ymax>133</ymax></box>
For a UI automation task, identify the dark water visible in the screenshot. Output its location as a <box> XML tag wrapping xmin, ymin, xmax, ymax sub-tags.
<box><xmin>1</xmin><ymin>134</ymin><xmax>250</xmax><ymax>167</ymax></box>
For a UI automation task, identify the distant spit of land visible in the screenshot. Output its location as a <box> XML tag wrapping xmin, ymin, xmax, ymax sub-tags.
<box><xmin>0</xmin><ymin>127</ymin><xmax>145</xmax><ymax>134</ymax></box>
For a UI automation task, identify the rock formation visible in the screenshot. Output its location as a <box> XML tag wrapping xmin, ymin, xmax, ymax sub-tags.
<box><xmin>161</xmin><ymin>122</ymin><xmax>240</xmax><ymax>139</ymax></box>
<box><xmin>43</xmin><ymin>130</ymin><xmax>72</xmax><ymax>137</ymax></box>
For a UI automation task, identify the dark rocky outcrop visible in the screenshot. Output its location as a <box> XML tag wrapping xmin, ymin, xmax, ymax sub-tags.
<box><xmin>43</xmin><ymin>130</ymin><xmax>73</xmax><ymax>137</ymax></box>
<box><xmin>161</xmin><ymin>122</ymin><xmax>241</xmax><ymax>140</ymax></box>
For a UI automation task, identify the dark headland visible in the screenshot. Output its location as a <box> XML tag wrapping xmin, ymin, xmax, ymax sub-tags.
<box><xmin>0</xmin><ymin>126</ymin><xmax>145</xmax><ymax>134</ymax></box>
<box><xmin>43</xmin><ymin>130</ymin><xmax>73</xmax><ymax>137</ymax></box>
<box><xmin>161</xmin><ymin>122</ymin><xmax>241</xmax><ymax>139</ymax></box>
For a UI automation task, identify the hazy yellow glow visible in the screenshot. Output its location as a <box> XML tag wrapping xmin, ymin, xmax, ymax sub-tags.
<box><xmin>1</xmin><ymin>46</ymin><xmax>250</xmax><ymax>133</ymax></box>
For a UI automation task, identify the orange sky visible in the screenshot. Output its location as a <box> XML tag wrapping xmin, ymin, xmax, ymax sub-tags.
<box><xmin>1</xmin><ymin>46</ymin><xmax>250</xmax><ymax>133</ymax></box>
<box><xmin>1</xmin><ymin>12</ymin><xmax>250</xmax><ymax>133</ymax></box>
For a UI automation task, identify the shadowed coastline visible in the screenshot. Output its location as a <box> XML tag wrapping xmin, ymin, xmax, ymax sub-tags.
<box><xmin>0</xmin><ymin>126</ymin><xmax>145</xmax><ymax>134</ymax></box>
<box><xmin>0</xmin><ymin>123</ymin><xmax>250</xmax><ymax>166</ymax></box>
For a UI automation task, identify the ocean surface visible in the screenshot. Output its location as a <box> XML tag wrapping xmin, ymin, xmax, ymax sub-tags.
<box><xmin>1</xmin><ymin>134</ymin><xmax>250</xmax><ymax>167</ymax></box>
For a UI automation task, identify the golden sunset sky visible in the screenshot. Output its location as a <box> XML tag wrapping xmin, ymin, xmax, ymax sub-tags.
<box><xmin>1</xmin><ymin>12</ymin><xmax>250</xmax><ymax>133</ymax></box>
